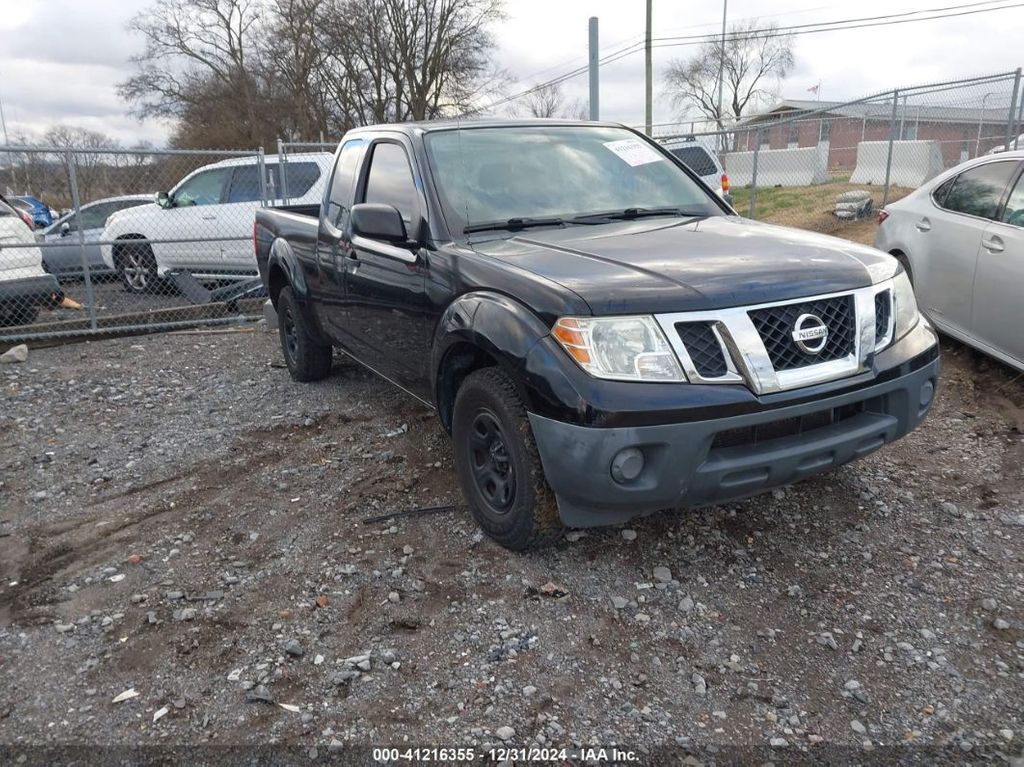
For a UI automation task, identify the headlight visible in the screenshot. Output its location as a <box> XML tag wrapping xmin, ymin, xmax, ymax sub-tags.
<box><xmin>552</xmin><ymin>316</ymin><xmax>685</xmax><ymax>382</ymax></box>
<box><xmin>892</xmin><ymin>269</ymin><xmax>920</xmax><ymax>341</ymax></box>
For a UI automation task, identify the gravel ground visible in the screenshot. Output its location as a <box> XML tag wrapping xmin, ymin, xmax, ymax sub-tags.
<box><xmin>1</xmin><ymin>326</ymin><xmax>1023</xmax><ymax>762</ymax></box>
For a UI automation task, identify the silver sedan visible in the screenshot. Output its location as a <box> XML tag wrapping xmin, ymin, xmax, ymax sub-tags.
<box><xmin>875</xmin><ymin>151</ymin><xmax>1024</xmax><ymax>371</ymax></box>
<box><xmin>38</xmin><ymin>194</ymin><xmax>152</xmax><ymax>278</ymax></box>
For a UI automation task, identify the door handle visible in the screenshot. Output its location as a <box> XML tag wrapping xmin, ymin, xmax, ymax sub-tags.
<box><xmin>982</xmin><ymin>235</ymin><xmax>1004</xmax><ymax>253</ymax></box>
<box><xmin>915</xmin><ymin>218</ymin><xmax>931</xmax><ymax>232</ymax></box>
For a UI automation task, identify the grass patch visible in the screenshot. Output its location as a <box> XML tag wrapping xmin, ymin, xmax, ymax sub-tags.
<box><xmin>728</xmin><ymin>177</ymin><xmax>912</xmax><ymax>245</ymax></box>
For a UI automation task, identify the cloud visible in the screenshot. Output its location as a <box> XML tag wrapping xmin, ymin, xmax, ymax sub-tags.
<box><xmin>1</xmin><ymin>0</ymin><xmax>1021</xmax><ymax>146</ymax></box>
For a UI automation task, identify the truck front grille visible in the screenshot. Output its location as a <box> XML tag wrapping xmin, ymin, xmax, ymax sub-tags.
<box><xmin>748</xmin><ymin>295</ymin><xmax>856</xmax><ymax>371</ymax></box>
<box><xmin>675</xmin><ymin>322</ymin><xmax>728</xmax><ymax>378</ymax></box>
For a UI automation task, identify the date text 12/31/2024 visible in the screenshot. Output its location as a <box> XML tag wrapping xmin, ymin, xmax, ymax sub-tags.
<box><xmin>372</xmin><ymin>747</ymin><xmax>640</xmax><ymax>762</ymax></box>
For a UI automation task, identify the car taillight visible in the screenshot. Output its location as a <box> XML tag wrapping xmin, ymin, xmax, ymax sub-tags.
<box><xmin>19</xmin><ymin>210</ymin><xmax>35</xmax><ymax>231</ymax></box>
<box><xmin>878</xmin><ymin>209</ymin><xmax>889</xmax><ymax>225</ymax></box>
<box><xmin>721</xmin><ymin>173</ymin><xmax>730</xmax><ymax>194</ymax></box>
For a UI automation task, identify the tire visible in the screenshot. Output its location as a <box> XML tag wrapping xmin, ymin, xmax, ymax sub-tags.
<box><xmin>116</xmin><ymin>239</ymin><xmax>158</xmax><ymax>294</ymax></box>
<box><xmin>0</xmin><ymin>303</ymin><xmax>39</xmax><ymax>327</ymax></box>
<box><xmin>452</xmin><ymin>367</ymin><xmax>562</xmax><ymax>551</ymax></box>
<box><xmin>277</xmin><ymin>286</ymin><xmax>332</xmax><ymax>382</ymax></box>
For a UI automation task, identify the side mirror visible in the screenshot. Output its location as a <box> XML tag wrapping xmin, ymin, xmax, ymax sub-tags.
<box><xmin>155</xmin><ymin>191</ymin><xmax>172</xmax><ymax>209</ymax></box>
<box><xmin>60</xmin><ymin>222</ymin><xmax>71</xmax><ymax>236</ymax></box>
<box><xmin>350</xmin><ymin>203</ymin><xmax>408</xmax><ymax>244</ymax></box>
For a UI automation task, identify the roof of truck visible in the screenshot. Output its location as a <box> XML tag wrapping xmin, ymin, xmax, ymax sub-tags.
<box><xmin>348</xmin><ymin>118</ymin><xmax>627</xmax><ymax>135</ymax></box>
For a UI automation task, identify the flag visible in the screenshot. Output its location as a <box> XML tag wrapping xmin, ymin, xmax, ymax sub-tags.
<box><xmin>807</xmin><ymin>83</ymin><xmax>820</xmax><ymax>95</ymax></box>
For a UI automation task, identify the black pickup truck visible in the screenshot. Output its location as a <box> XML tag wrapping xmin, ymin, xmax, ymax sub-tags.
<box><xmin>255</xmin><ymin>120</ymin><xmax>939</xmax><ymax>550</ymax></box>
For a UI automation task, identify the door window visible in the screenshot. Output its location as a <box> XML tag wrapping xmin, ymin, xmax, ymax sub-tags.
<box><xmin>939</xmin><ymin>161</ymin><xmax>1018</xmax><ymax>219</ymax></box>
<box><xmin>326</xmin><ymin>140</ymin><xmax>366</xmax><ymax>228</ymax></box>
<box><xmin>363</xmin><ymin>142</ymin><xmax>418</xmax><ymax>224</ymax></box>
<box><xmin>174</xmin><ymin>168</ymin><xmax>231</xmax><ymax>206</ymax></box>
<box><xmin>1000</xmin><ymin>173</ymin><xmax>1024</xmax><ymax>227</ymax></box>
<box><xmin>79</xmin><ymin>202</ymin><xmax>116</xmax><ymax>230</ymax></box>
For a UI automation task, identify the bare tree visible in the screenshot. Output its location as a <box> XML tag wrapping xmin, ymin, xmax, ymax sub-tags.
<box><xmin>261</xmin><ymin>0</ymin><xmax>334</xmax><ymax>139</ymax></box>
<box><xmin>118</xmin><ymin>0</ymin><xmax>268</xmax><ymax>147</ymax></box>
<box><xmin>44</xmin><ymin>126</ymin><xmax>121</xmax><ymax>201</ymax></box>
<box><xmin>663</xmin><ymin>20</ymin><xmax>794</xmax><ymax>128</ymax></box>
<box><xmin>119</xmin><ymin>0</ymin><xmax>506</xmax><ymax>147</ymax></box>
<box><xmin>318</xmin><ymin>0</ymin><xmax>506</xmax><ymax>125</ymax></box>
<box><xmin>507</xmin><ymin>82</ymin><xmax>590</xmax><ymax>120</ymax></box>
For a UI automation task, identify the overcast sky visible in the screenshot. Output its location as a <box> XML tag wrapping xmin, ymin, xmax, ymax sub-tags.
<box><xmin>1</xmin><ymin>0</ymin><xmax>1022</xmax><ymax>146</ymax></box>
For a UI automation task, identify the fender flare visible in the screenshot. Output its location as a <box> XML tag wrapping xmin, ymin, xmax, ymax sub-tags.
<box><xmin>266</xmin><ymin>237</ymin><xmax>309</xmax><ymax>304</ymax></box>
<box><xmin>431</xmin><ymin>291</ymin><xmax>552</xmax><ymax>421</ymax></box>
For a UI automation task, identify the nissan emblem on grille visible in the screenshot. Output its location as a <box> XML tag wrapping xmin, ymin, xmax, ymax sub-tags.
<box><xmin>791</xmin><ymin>313</ymin><xmax>829</xmax><ymax>355</ymax></box>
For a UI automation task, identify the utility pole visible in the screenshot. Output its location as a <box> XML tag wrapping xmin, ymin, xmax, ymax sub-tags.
<box><xmin>644</xmin><ymin>0</ymin><xmax>652</xmax><ymax>135</ymax></box>
<box><xmin>716</xmin><ymin>1</ymin><xmax>728</xmax><ymax>123</ymax></box>
<box><xmin>0</xmin><ymin>85</ymin><xmax>15</xmax><ymax>192</ymax></box>
<box><xmin>589</xmin><ymin>17</ymin><xmax>600</xmax><ymax>121</ymax></box>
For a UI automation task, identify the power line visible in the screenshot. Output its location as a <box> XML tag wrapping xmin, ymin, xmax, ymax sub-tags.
<box><xmin>503</xmin><ymin>2</ymin><xmax>837</xmax><ymax>90</ymax></box>
<box><xmin>473</xmin><ymin>0</ymin><xmax>1023</xmax><ymax>114</ymax></box>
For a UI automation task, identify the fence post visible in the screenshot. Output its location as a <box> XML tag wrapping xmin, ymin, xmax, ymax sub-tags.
<box><xmin>257</xmin><ymin>147</ymin><xmax>267</xmax><ymax>206</ymax></box>
<box><xmin>1015</xmin><ymin>90</ymin><xmax>1024</xmax><ymax>150</ymax></box>
<box><xmin>66</xmin><ymin>149</ymin><xmax>97</xmax><ymax>331</ymax></box>
<box><xmin>748</xmin><ymin>129</ymin><xmax>761</xmax><ymax>218</ymax></box>
<box><xmin>1006</xmin><ymin>68</ymin><xmax>1022</xmax><ymax>150</ymax></box>
<box><xmin>881</xmin><ymin>89</ymin><xmax>899</xmax><ymax>209</ymax></box>
<box><xmin>277</xmin><ymin>138</ymin><xmax>289</xmax><ymax>204</ymax></box>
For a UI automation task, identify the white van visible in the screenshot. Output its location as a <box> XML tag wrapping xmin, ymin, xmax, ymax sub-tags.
<box><xmin>100</xmin><ymin>153</ymin><xmax>333</xmax><ymax>292</ymax></box>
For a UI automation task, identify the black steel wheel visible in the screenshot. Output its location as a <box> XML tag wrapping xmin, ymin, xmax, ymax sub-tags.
<box><xmin>452</xmin><ymin>367</ymin><xmax>562</xmax><ymax>551</ymax></box>
<box><xmin>276</xmin><ymin>286</ymin><xmax>332</xmax><ymax>382</ymax></box>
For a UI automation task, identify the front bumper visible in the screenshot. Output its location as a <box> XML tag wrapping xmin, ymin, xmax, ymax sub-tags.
<box><xmin>0</xmin><ymin>273</ymin><xmax>63</xmax><ymax>311</ymax></box>
<box><xmin>529</xmin><ymin>328</ymin><xmax>939</xmax><ymax>527</ymax></box>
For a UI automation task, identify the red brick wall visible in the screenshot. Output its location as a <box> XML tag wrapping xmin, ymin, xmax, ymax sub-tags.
<box><xmin>728</xmin><ymin>116</ymin><xmax>1011</xmax><ymax>176</ymax></box>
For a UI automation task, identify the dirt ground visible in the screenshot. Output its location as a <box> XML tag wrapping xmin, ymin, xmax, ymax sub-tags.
<box><xmin>1</xmin><ymin>324</ymin><xmax>1023</xmax><ymax>762</ymax></box>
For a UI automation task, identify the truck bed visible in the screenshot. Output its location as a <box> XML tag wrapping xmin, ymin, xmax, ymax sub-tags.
<box><xmin>254</xmin><ymin>204</ymin><xmax>321</xmax><ymax>286</ymax></box>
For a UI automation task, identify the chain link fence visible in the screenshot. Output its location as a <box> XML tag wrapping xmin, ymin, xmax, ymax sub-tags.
<box><xmin>651</xmin><ymin>70</ymin><xmax>1023</xmax><ymax>237</ymax></box>
<box><xmin>2</xmin><ymin>72</ymin><xmax>1022</xmax><ymax>345</ymax></box>
<box><xmin>0</xmin><ymin>145</ymin><xmax>337</xmax><ymax>344</ymax></box>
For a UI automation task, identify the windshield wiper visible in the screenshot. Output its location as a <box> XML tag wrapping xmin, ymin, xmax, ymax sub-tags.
<box><xmin>571</xmin><ymin>207</ymin><xmax>705</xmax><ymax>223</ymax></box>
<box><xmin>463</xmin><ymin>216</ymin><xmax>566</xmax><ymax>234</ymax></box>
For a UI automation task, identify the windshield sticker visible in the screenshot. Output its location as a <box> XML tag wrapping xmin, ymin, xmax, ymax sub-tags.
<box><xmin>603</xmin><ymin>139</ymin><xmax>664</xmax><ymax>167</ymax></box>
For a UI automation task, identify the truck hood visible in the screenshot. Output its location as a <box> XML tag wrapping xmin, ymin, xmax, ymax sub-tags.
<box><xmin>468</xmin><ymin>216</ymin><xmax>897</xmax><ymax>314</ymax></box>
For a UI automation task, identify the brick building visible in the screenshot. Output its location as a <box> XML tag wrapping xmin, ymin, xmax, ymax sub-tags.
<box><xmin>730</xmin><ymin>99</ymin><xmax>1016</xmax><ymax>171</ymax></box>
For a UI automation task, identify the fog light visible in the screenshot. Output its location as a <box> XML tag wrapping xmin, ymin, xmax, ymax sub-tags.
<box><xmin>610</xmin><ymin>447</ymin><xmax>645</xmax><ymax>484</ymax></box>
<box><xmin>919</xmin><ymin>379</ymin><xmax>935</xmax><ymax>408</ymax></box>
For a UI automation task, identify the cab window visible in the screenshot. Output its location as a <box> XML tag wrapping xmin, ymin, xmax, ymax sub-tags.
<box><xmin>363</xmin><ymin>142</ymin><xmax>418</xmax><ymax>225</ymax></box>
<box><xmin>326</xmin><ymin>140</ymin><xmax>366</xmax><ymax>228</ymax></box>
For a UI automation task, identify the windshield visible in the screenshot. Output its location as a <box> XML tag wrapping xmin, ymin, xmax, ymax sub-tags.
<box><xmin>424</xmin><ymin>125</ymin><xmax>721</xmax><ymax>236</ymax></box>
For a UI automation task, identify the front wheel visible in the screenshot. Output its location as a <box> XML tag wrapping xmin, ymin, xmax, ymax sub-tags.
<box><xmin>116</xmin><ymin>240</ymin><xmax>158</xmax><ymax>294</ymax></box>
<box><xmin>452</xmin><ymin>368</ymin><xmax>562</xmax><ymax>551</ymax></box>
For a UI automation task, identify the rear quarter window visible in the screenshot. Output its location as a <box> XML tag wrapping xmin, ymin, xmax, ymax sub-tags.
<box><xmin>668</xmin><ymin>146</ymin><xmax>718</xmax><ymax>177</ymax></box>
<box><xmin>282</xmin><ymin>162</ymin><xmax>322</xmax><ymax>198</ymax></box>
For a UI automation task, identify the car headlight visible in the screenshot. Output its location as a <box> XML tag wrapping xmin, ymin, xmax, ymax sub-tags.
<box><xmin>892</xmin><ymin>269</ymin><xmax>920</xmax><ymax>341</ymax></box>
<box><xmin>552</xmin><ymin>316</ymin><xmax>686</xmax><ymax>382</ymax></box>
